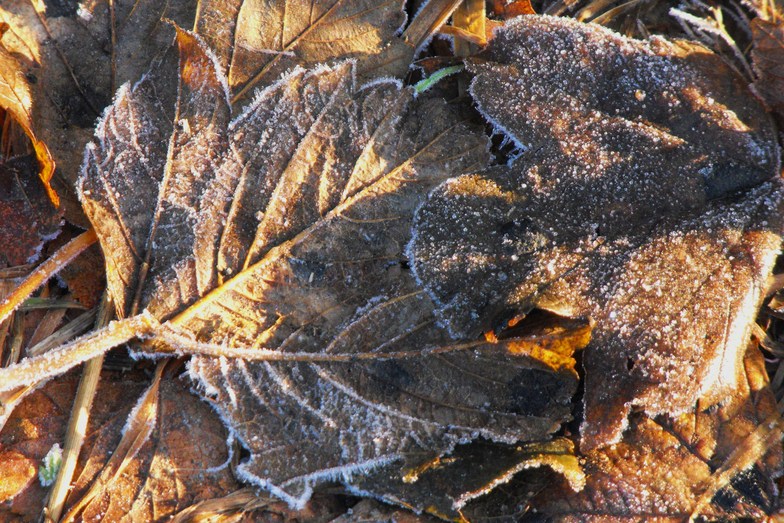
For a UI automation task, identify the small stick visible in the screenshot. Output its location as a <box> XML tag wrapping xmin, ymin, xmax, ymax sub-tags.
<box><xmin>0</xmin><ymin>229</ymin><xmax>98</xmax><ymax>326</ymax></box>
<box><xmin>44</xmin><ymin>293</ymin><xmax>113</xmax><ymax>523</ymax></box>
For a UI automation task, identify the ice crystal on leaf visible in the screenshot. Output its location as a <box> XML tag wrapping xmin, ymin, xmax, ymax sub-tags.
<box><xmin>77</xmin><ymin>25</ymin><xmax>581</xmax><ymax>507</ymax></box>
<box><xmin>410</xmin><ymin>15</ymin><xmax>784</xmax><ymax>450</ymax></box>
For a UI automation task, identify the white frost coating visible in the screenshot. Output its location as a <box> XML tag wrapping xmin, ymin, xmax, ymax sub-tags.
<box><xmin>230</xmin><ymin>60</ymin><xmax>358</xmax><ymax>132</ymax></box>
<box><xmin>76</xmin><ymin>82</ymin><xmax>134</xmax><ymax>201</ymax></box>
<box><xmin>467</xmin><ymin>78</ymin><xmax>526</xmax><ymax>165</ymax></box>
<box><xmin>234</xmin><ymin>454</ymin><xmax>398</xmax><ymax>510</ymax></box>
<box><xmin>25</xmin><ymin>225</ymin><xmax>63</xmax><ymax>264</ymax></box>
<box><xmin>120</xmin><ymin>380</ymin><xmax>158</xmax><ymax>439</ymax></box>
<box><xmin>394</xmin><ymin>0</ymin><xmax>409</xmax><ymax>36</ymax></box>
<box><xmin>184</xmin><ymin>30</ymin><xmax>232</xmax><ymax>106</ymax></box>
<box><xmin>359</xmin><ymin>75</ymin><xmax>404</xmax><ymax>93</ymax></box>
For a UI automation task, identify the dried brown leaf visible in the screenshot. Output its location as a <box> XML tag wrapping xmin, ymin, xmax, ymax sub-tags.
<box><xmin>412</xmin><ymin>15</ymin><xmax>783</xmax><ymax>451</ymax></box>
<box><xmin>195</xmin><ymin>0</ymin><xmax>412</xmax><ymax>104</ymax></box>
<box><xmin>0</xmin><ymin>0</ymin><xmax>195</xmax><ymax>224</ymax></box>
<box><xmin>532</xmin><ymin>344</ymin><xmax>783</xmax><ymax>520</ymax></box>
<box><xmin>61</xmin><ymin>376</ymin><xmax>240</xmax><ymax>523</ymax></box>
<box><xmin>752</xmin><ymin>17</ymin><xmax>784</xmax><ymax>118</ymax></box>
<box><xmin>74</xmin><ymin>24</ymin><xmax>583</xmax><ymax>508</ymax></box>
<box><xmin>0</xmin><ymin>25</ymin><xmax>56</xmax><ymax>206</ymax></box>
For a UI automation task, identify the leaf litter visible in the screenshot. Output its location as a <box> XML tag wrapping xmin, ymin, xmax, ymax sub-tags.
<box><xmin>0</xmin><ymin>6</ymin><xmax>783</xmax><ymax>521</ymax></box>
<box><xmin>74</xmin><ymin>23</ymin><xmax>580</xmax><ymax>510</ymax></box>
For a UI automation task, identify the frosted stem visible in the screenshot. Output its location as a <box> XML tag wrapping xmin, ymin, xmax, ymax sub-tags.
<box><xmin>154</xmin><ymin>322</ymin><xmax>484</xmax><ymax>361</ymax></box>
<box><xmin>0</xmin><ymin>229</ymin><xmax>98</xmax><ymax>326</ymax></box>
<box><xmin>0</xmin><ymin>312</ymin><xmax>158</xmax><ymax>393</ymax></box>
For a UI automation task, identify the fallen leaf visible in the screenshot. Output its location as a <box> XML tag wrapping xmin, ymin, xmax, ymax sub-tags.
<box><xmin>0</xmin><ymin>23</ymin><xmax>56</xmax><ymax>206</ymax></box>
<box><xmin>0</xmin><ymin>372</ymin><xmax>80</xmax><ymax>518</ymax></box>
<box><xmin>752</xmin><ymin>17</ymin><xmax>784</xmax><ymax>118</ymax></box>
<box><xmin>77</xmin><ymin>26</ymin><xmax>580</xmax><ymax>508</ymax></box>
<box><xmin>352</xmin><ymin>437</ymin><xmax>584</xmax><ymax>520</ymax></box>
<box><xmin>0</xmin><ymin>156</ymin><xmax>62</xmax><ymax>266</ymax></box>
<box><xmin>331</xmin><ymin>498</ymin><xmax>442</xmax><ymax>522</ymax></box>
<box><xmin>411</xmin><ymin>15</ymin><xmax>783</xmax><ymax>450</ymax></box>
<box><xmin>62</xmin><ymin>375</ymin><xmax>240</xmax><ymax>523</ymax></box>
<box><xmin>532</xmin><ymin>343</ymin><xmax>783</xmax><ymax>520</ymax></box>
<box><xmin>195</xmin><ymin>0</ymin><xmax>412</xmax><ymax>103</ymax></box>
<box><xmin>0</xmin><ymin>0</ymin><xmax>196</xmax><ymax>224</ymax></box>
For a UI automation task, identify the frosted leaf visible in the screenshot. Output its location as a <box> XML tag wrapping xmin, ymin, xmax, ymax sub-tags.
<box><xmin>410</xmin><ymin>15</ymin><xmax>783</xmax><ymax>450</ymax></box>
<box><xmin>195</xmin><ymin>0</ymin><xmax>412</xmax><ymax>102</ymax></box>
<box><xmin>78</xmin><ymin>25</ymin><xmax>581</xmax><ymax>506</ymax></box>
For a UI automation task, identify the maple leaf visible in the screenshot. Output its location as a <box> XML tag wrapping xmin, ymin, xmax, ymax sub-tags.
<box><xmin>410</xmin><ymin>15</ymin><xmax>784</xmax><ymax>450</ymax></box>
<box><xmin>73</xmin><ymin>26</ymin><xmax>582</xmax><ymax>507</ymax></box>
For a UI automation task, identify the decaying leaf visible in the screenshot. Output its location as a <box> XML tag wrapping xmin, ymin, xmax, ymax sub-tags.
<box><xmin>76</xmin><ymin>26</ymin><xmax>580</xmax><ymax>508</ymax></box>
<box><xmin>752</xmin><ymin>17</ymin><xmax>784</xmax><ymax>118</ymax></box>
<box><xmin>0</xmin><ymin>0</ymin><xmax>196</xmax><ymax>223</ymax></box>
<box><xmin>195</xmin><ymin>0</ymin><xmax>412</xmax><ymax>103</ymax></box>
<box><xmin>0</xmin><ymin>25</ymin><xmax>56</xmax><ymax>206</ymax></box>
<box><xmin>532</xmin><ymin>343</ymin><xmax>783</xmax><ymax>520</ymax></box>
<box><xmin>410</xmin><ymin>15</ymin><xmax>783</xmax><ymax>450</ymax></box>
<box><xmin>0</xmin><ymin>156</ymin><xmax>62</xmax><ymax>266</ymax></box>
<box><xmin>61</xmin><ymin>376</ymin><xmax>239</xmax><ymax>523</ymax></box>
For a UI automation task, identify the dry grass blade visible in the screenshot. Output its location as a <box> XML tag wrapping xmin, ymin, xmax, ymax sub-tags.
<box><xmin>44</xmin><ymin>293</ymin><xmax>113</xmax><ymax>523</ymax></box>
<box><xmin>0</xmin><ymin>229</ymin><xmax>98</xmax><ymax>326</ymax></box>
<box><xmin>60</xmin><ymin>362</ymin><xmax>165</xmax><ymax>523</ymax></box>
<box><xmin>402</xmin><ymin>0</ymin><xmax>464</xmax><ymax>51</ymax></box>
<box><xmin>689</xmin><ymin>413</ymin><xmax>784</xmax><ymax>521</ymax></box>
<box><xmin>169</xmin><ymin>487</ymin><xmax>272</xmax><ymax>523</ymax></box>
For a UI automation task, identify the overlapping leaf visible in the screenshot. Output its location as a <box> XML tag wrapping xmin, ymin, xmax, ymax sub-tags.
<box><xmin>78</xmin><ymin>27</ymin><xmax>580</xmax><ymax>507</ymax></box>
<box><xmin>532</xmin><ymin>343</ymin><xmax>782</xmax><ymax>520</ymax></box>
<box><xmin>0</xmin><ymin>0</ymin><xmax>196</xmax><ymax>223</ymax></box>
<box><xmin>410</xmin><ymin>15</ymin><xmax>784</xmax><ymax>450</ymax></box>
<box><xmin>195</xmin><ymin>0</ymin><xmax>412</xmax><ymax>102</ymax></box>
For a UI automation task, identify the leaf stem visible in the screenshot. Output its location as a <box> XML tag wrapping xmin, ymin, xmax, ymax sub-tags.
<box><xmin>0</xmin><ymin>311</ymin><xmax>157</xmax><ymax>393</ymax></box>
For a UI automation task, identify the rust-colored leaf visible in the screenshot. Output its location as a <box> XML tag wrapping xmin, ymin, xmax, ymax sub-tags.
<box><xmin>61</xmin><ymin>376</ymin><xmax>240</xmax><ymax>523</ymax></box>
<box><xmin>0</xmin><ymin>156</ymin><xmax>62</xmax><ymax>266</ymax></box>
<box><xmin>532</xmin><ymin>344</ymin><xmax>783</xmax><ymax>520</ymax></box>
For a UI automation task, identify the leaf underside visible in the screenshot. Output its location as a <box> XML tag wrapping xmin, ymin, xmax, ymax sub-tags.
<box><xmin>78</xmin><ymin>27</ymin><xmax>579</xmax><ymax>507</ymax></box>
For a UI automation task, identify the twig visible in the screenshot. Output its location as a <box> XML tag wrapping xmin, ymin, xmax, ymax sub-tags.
<box><xmin>43</xmin><ymin>293</ymin><xmax>113</xmax><ymax>523</ymax></box>
<box><xmin>0</xmin><ymin>229</ymin><xmax>98</xmax><ymax>326</ymax></box>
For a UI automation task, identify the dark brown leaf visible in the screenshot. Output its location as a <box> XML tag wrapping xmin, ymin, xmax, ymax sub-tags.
<box><xmin>411</xmin><ymin>15</ymin><xmax>783</xmax><ymax>450</ymax></box>
<box><xmin>76</xmin><ymin>26</ymin><xmax>580</xmax><ymax>508</ymax></box>
<box><xmin>752</xmin><ymin>17</ymin><xmax>784</xmax><ymax>118</ymax></box>
<box><xmin>0</xmin><ymin>0</ymin><xmax>196</xmax><ymax>224</ymax></box>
